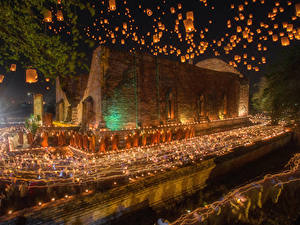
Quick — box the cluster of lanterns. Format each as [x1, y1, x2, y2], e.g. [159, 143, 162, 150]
[1, 1, 299, 87]
[77, 0, 300, 74]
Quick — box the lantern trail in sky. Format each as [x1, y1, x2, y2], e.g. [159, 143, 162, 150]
[29, 0, 299, 80]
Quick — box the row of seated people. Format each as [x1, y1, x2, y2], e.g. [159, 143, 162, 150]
[98, 127, 196, 153]
[38, 127, 196, 153]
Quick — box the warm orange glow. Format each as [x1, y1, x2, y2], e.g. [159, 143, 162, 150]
[109, 0, 116, 11]
[26, 68, 38, 83]
[10, 64, 16, 72]
[0, 74, 4, 83]
[44, 10, 52, 22]
[56, 10, 64, 21]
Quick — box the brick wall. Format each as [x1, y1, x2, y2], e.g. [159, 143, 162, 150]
[56, 46, 249, 130]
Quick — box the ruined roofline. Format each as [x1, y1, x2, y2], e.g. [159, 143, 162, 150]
[92, 45, 246, 81]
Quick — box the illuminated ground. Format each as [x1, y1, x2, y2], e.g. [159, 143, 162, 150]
[0, 124, 288, 189]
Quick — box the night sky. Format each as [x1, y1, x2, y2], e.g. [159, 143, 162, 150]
[0, 0, 299, 111]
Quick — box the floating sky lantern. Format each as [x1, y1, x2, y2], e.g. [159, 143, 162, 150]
[183, 19, 194, 33]
[146, 9, 153, 16]
[170, 7, 175, 14]
[56, 10, 64, 21]
[296, 3, 300, 17]
[186, 11, 194, 21]
[44, 10, 52, 22]
[26, 68, 38, 83]
[109, 0, 116, 11]
[0, 74, 4, 83]
[178, 13, 182, 20]
[10, 64, 16, 72]
[281, 36, 290, 46]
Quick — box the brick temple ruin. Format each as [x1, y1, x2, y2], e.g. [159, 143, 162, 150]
[56, 46, 249, 130]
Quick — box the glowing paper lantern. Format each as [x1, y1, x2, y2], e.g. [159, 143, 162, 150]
[146, 9, 153, 16]
[178, 13, 183, 20]
[109, 0, 116, 11]
[181, 56, 186, 62]
[282, 22, 288, 28]
[296, 3, 300, 17]
[183, 19, 194, 32]
[286, 24, 293, 32]
[238, 4, 244, 11]
[26, 68, 38, 83]
[170, 7, 175, 14]
[10, 64, 16, 72]
[186, 11, 194, 21]
[44, 10, 52, 22]
[56, 10, 63, 21]
[0, 74, 4, 83]
[281, 37, 290, 46]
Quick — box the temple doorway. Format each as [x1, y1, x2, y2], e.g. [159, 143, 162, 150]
[82, 96, 95, 126]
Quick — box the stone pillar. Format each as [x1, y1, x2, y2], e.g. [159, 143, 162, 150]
[238, 79, 249, 117]
[34, 94, 43, 122]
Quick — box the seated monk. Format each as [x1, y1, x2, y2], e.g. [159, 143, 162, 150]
[150, 131, 156, 145]
[99, 137, 106, 153]
[61, 131, 66, 146]
[75, 133, 80, 148]
[78, 133, 83, 149]
[82, 134, 89, 151]
[161, 130, 166, 143]
[40, 131, 49, 147]
[176, 128, 183, 140]
[190, 127, 195, 138]
[156, 130, 161, 144]
[184, 128, 190, 140]
[125, 134, 132, 149]
[141, 131, 147, 146]
[88, 135, 95, 153]
[70, 134, 75, 147]
[58, 132, 64, 146]
[111, 134, 119, 151]
[166, 129, 172, 142]
[132, 132, 139, 147]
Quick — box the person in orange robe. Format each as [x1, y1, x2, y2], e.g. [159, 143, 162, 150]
[125, 134, 132, 149]
[132, 132, 139, 147]
[141, 131, 147, 146]
[161, 130, 166, 143]
[41, 131, 49, 147]
[88, 135, 95, 153]
[111, 134, 119, 151]
[156, 130, 161, 144]
[184, 128, 190, 140]
[166, 129, 172, 142]
[83, 134, 89, 151]
[99, 137, 106, 153]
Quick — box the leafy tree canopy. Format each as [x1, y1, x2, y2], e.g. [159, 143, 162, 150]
[0, 0, 95, 79]
[252, 44, 300, 124]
